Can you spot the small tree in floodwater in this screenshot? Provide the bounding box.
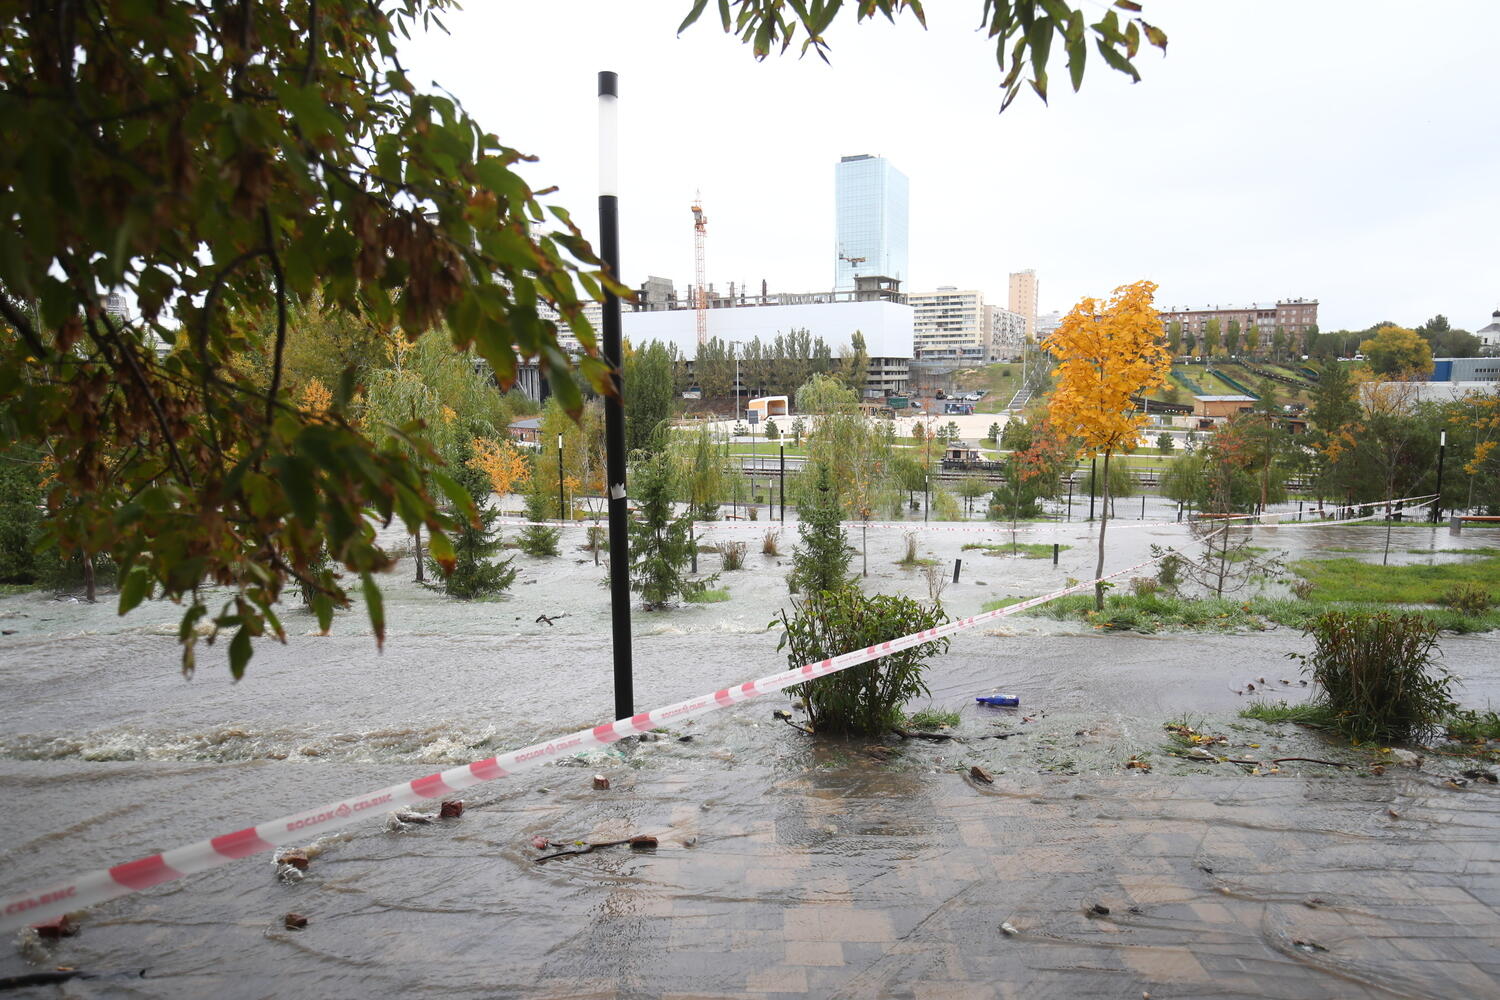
[628,452,707,609]
[787,465,852,595]
[517,476,560,558]
[774,589,949,735]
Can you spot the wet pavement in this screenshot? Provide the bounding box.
[2,516,1499,996]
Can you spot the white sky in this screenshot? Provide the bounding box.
[403,1,1499,332]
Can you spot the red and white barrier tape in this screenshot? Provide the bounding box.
[0,551,1170,932]
[493,494,1437,537]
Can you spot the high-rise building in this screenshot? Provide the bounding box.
[1008,269,1038,340]
[834,154,909,292]
[988,305,1027,360]
[909,288,986,363]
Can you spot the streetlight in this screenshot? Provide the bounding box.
[1433,429,1446,523]
[556,432,565,524]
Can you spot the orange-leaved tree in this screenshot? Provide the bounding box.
[1043,280,1171,610]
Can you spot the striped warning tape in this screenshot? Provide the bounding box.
[0,549,1174,932]
[492,494,1437,537]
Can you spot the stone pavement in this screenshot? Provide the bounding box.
[507,767,1500,1000]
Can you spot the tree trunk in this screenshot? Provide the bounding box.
[83,554,96,603]
[690,519,697,574]
[415,524,425,583]
[1094,450,1112,611]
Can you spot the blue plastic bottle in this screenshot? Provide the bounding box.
[976,694,1020,707]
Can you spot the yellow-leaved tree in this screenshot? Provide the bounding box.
[1044,280,1172,610]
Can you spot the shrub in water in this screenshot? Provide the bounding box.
[774,588,949,735]
[762,529,781,557]
[717,540,747,571]
[788,466,852,595]
[1441,583,1493,616]
[1293,611,1455,744]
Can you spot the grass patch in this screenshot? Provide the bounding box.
[1408,547,1500,556]
[990,592,1500,634]
[1291,554,1500,605]
[683,588,730,604]
[962,542,1070,559]
[1445,710,1500,743]
[0,583,41,596]
[907,707,961,729]
[1240,701,1333,727]
[981,595,1031,612]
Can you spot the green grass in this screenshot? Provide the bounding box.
[0,583,41,596]
[897,556,940,568]
[1445,710,1500,743]
[1291,555,1500,605]
[1240,701,1332,727]
[981,596,1030,613]
[1408,547,1500,556]
[962,542,1071,559]
[684,588,730,604]
[982,592,1500,635]
[907,707,961,729]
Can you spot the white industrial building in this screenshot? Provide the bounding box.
[623,291,913,398]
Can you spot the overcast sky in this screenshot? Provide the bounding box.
[403,1,1498,332]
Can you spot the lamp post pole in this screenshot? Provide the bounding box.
[1433,430,1446,523]
[556,432,565,524]
[598,71,632,721]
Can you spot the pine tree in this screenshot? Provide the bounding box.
[789,465,853,595]
[628,453,700,609]
[518,476,561,558]
[436,436,517,598]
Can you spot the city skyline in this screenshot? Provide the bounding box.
[401,2,1497,332]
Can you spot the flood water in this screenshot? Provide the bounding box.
[3,515,1498,997]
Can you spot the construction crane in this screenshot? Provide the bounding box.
[691,192,708,346]
[838,247,867,287]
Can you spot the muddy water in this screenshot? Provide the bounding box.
[2,518,1499,996]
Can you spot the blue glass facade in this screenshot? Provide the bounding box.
[834,155,908,292]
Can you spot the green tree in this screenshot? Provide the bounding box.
[1156,431,1173,455]
[1167,320,1183,356]
[1271,326,1287,362]
[517,476,561,558]
[0,448,42,583]
[0,3,627,675]
[624,339,676,452]
[795,373,859,416]
[841,330,870,393]
[1244,324,1260,357]
[1360,326,1434,378]
[764,418,780,440]
[1225,319,1241,356]
[791,416,807,445]
[1203,319,1221,358]
[986,421,1002,443]
[627,453,699,610]
[788,466,852,595]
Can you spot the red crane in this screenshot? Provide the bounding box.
[692,192,708,346]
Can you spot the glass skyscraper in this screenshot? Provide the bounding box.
[834,154,909,292]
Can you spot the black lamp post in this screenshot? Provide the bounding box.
[1433,429,1446,523]
[598,71,632,721]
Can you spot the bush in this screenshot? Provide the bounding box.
[1293,611,1455,744]
[1129,576,1159,598]
[1441,583,1493,616]
[762,529,781,556]
[1291,578,1315,600]
[1155,550,1184,590]
[898,531,920,567]
[717,540,747,570]
[774,588,949,735]
[434,504,517,599]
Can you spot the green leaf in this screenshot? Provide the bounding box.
[228,626,252,681]
[362,572,386,649]
[428,530,456,575]
[118,565,153,615]
[432,469,479,526]
[677,0,711,34]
